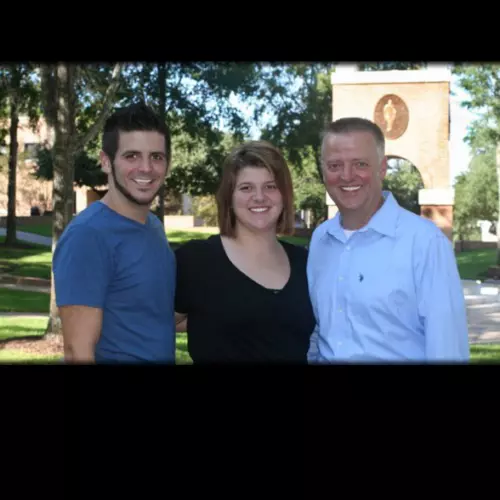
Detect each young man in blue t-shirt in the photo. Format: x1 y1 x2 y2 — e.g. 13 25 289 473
53 103 176 363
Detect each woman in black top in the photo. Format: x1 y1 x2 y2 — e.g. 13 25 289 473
174 140 316 363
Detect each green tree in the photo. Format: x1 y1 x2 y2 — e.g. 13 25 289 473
255 62 428 225
40 62 123 336
34 63 280 198
191 195 218 226
453 125 498 242
155 62 167 222
288 147 326 227
454 173 480 243
118 62 264 196
383 158 424 214
258 63 335 177
358 62 427 71
463 149 497 221
0 64 40 246
453 64 500 263
168 128 240 197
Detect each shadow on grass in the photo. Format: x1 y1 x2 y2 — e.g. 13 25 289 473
279 235 309 247
167 230 214 245
456 249 495 280
18 224 52 238
469 343 500 364
0 237 49 252
0 237 52 280
166 230 310 249
0 289 50 313
0 325 46 342
6 263 51 280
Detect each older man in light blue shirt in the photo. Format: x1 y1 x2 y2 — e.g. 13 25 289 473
307 117 469 363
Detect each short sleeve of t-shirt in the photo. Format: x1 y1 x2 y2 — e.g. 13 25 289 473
53 223 113 309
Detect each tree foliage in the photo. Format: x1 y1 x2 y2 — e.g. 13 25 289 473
168 128 240 196
38 62 123 337
35 146 107 187
383 159 423 214
453 117 499 239
257 63 334 177
255 62 430 225
358 62 428 71
33 63 282 196
288 147 326 227
0 64 41 245
453 64 500 263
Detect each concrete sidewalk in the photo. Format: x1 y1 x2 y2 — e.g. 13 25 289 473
0 282 50 293
0 228 51 247
0 312 48 319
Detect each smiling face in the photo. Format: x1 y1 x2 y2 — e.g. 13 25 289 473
100 130 168 207
231 166 284 234
321 130 387 227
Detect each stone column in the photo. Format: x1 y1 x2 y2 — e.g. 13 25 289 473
418 188 454 240
325 192 339 219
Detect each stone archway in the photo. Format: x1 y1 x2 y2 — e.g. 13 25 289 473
384 155 424 215
325 66 454 239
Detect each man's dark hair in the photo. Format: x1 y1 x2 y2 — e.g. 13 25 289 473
102 102 171 165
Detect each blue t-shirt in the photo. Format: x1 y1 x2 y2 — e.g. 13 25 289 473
53 201 176 363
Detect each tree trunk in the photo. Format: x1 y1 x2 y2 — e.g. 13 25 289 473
496 142 500 266
155 62 167 224
41 63 122 337
46 63 76 336
5 74 19 247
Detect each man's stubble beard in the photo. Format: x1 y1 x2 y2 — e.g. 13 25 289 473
110 160 163 207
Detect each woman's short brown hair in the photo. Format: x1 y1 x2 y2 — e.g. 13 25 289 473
216 140 295 237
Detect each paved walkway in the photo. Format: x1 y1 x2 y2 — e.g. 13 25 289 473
1 228 500 345
463 280 500 343
0 312 48 319
0 228 51 246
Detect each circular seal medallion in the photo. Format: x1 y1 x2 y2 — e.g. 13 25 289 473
373 94 409 140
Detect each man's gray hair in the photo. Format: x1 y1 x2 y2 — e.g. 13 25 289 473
320 117 386 163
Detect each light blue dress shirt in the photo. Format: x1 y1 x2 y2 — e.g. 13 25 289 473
307 191 470 363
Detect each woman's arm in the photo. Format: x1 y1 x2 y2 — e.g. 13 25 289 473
175 312 187 333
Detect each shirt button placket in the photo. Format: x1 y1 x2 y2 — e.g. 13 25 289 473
336 242 351 348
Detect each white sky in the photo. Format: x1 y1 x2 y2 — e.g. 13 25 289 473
449 72 481 183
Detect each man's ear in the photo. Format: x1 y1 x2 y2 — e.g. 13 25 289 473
379 156 388 180
100 151 111 174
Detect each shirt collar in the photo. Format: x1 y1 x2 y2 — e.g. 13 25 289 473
325 191 400 242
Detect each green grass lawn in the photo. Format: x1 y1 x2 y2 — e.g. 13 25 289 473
0 316 50 341
0 289 49 313
11 222 496 280
18 224 52 237
19 223 310 247
0 316 192 364
0 227 308 281
0 315 498 364
469 344 500 363
166 229 216 246
0 236 52 280
1 223 498 363
455 249 496 281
